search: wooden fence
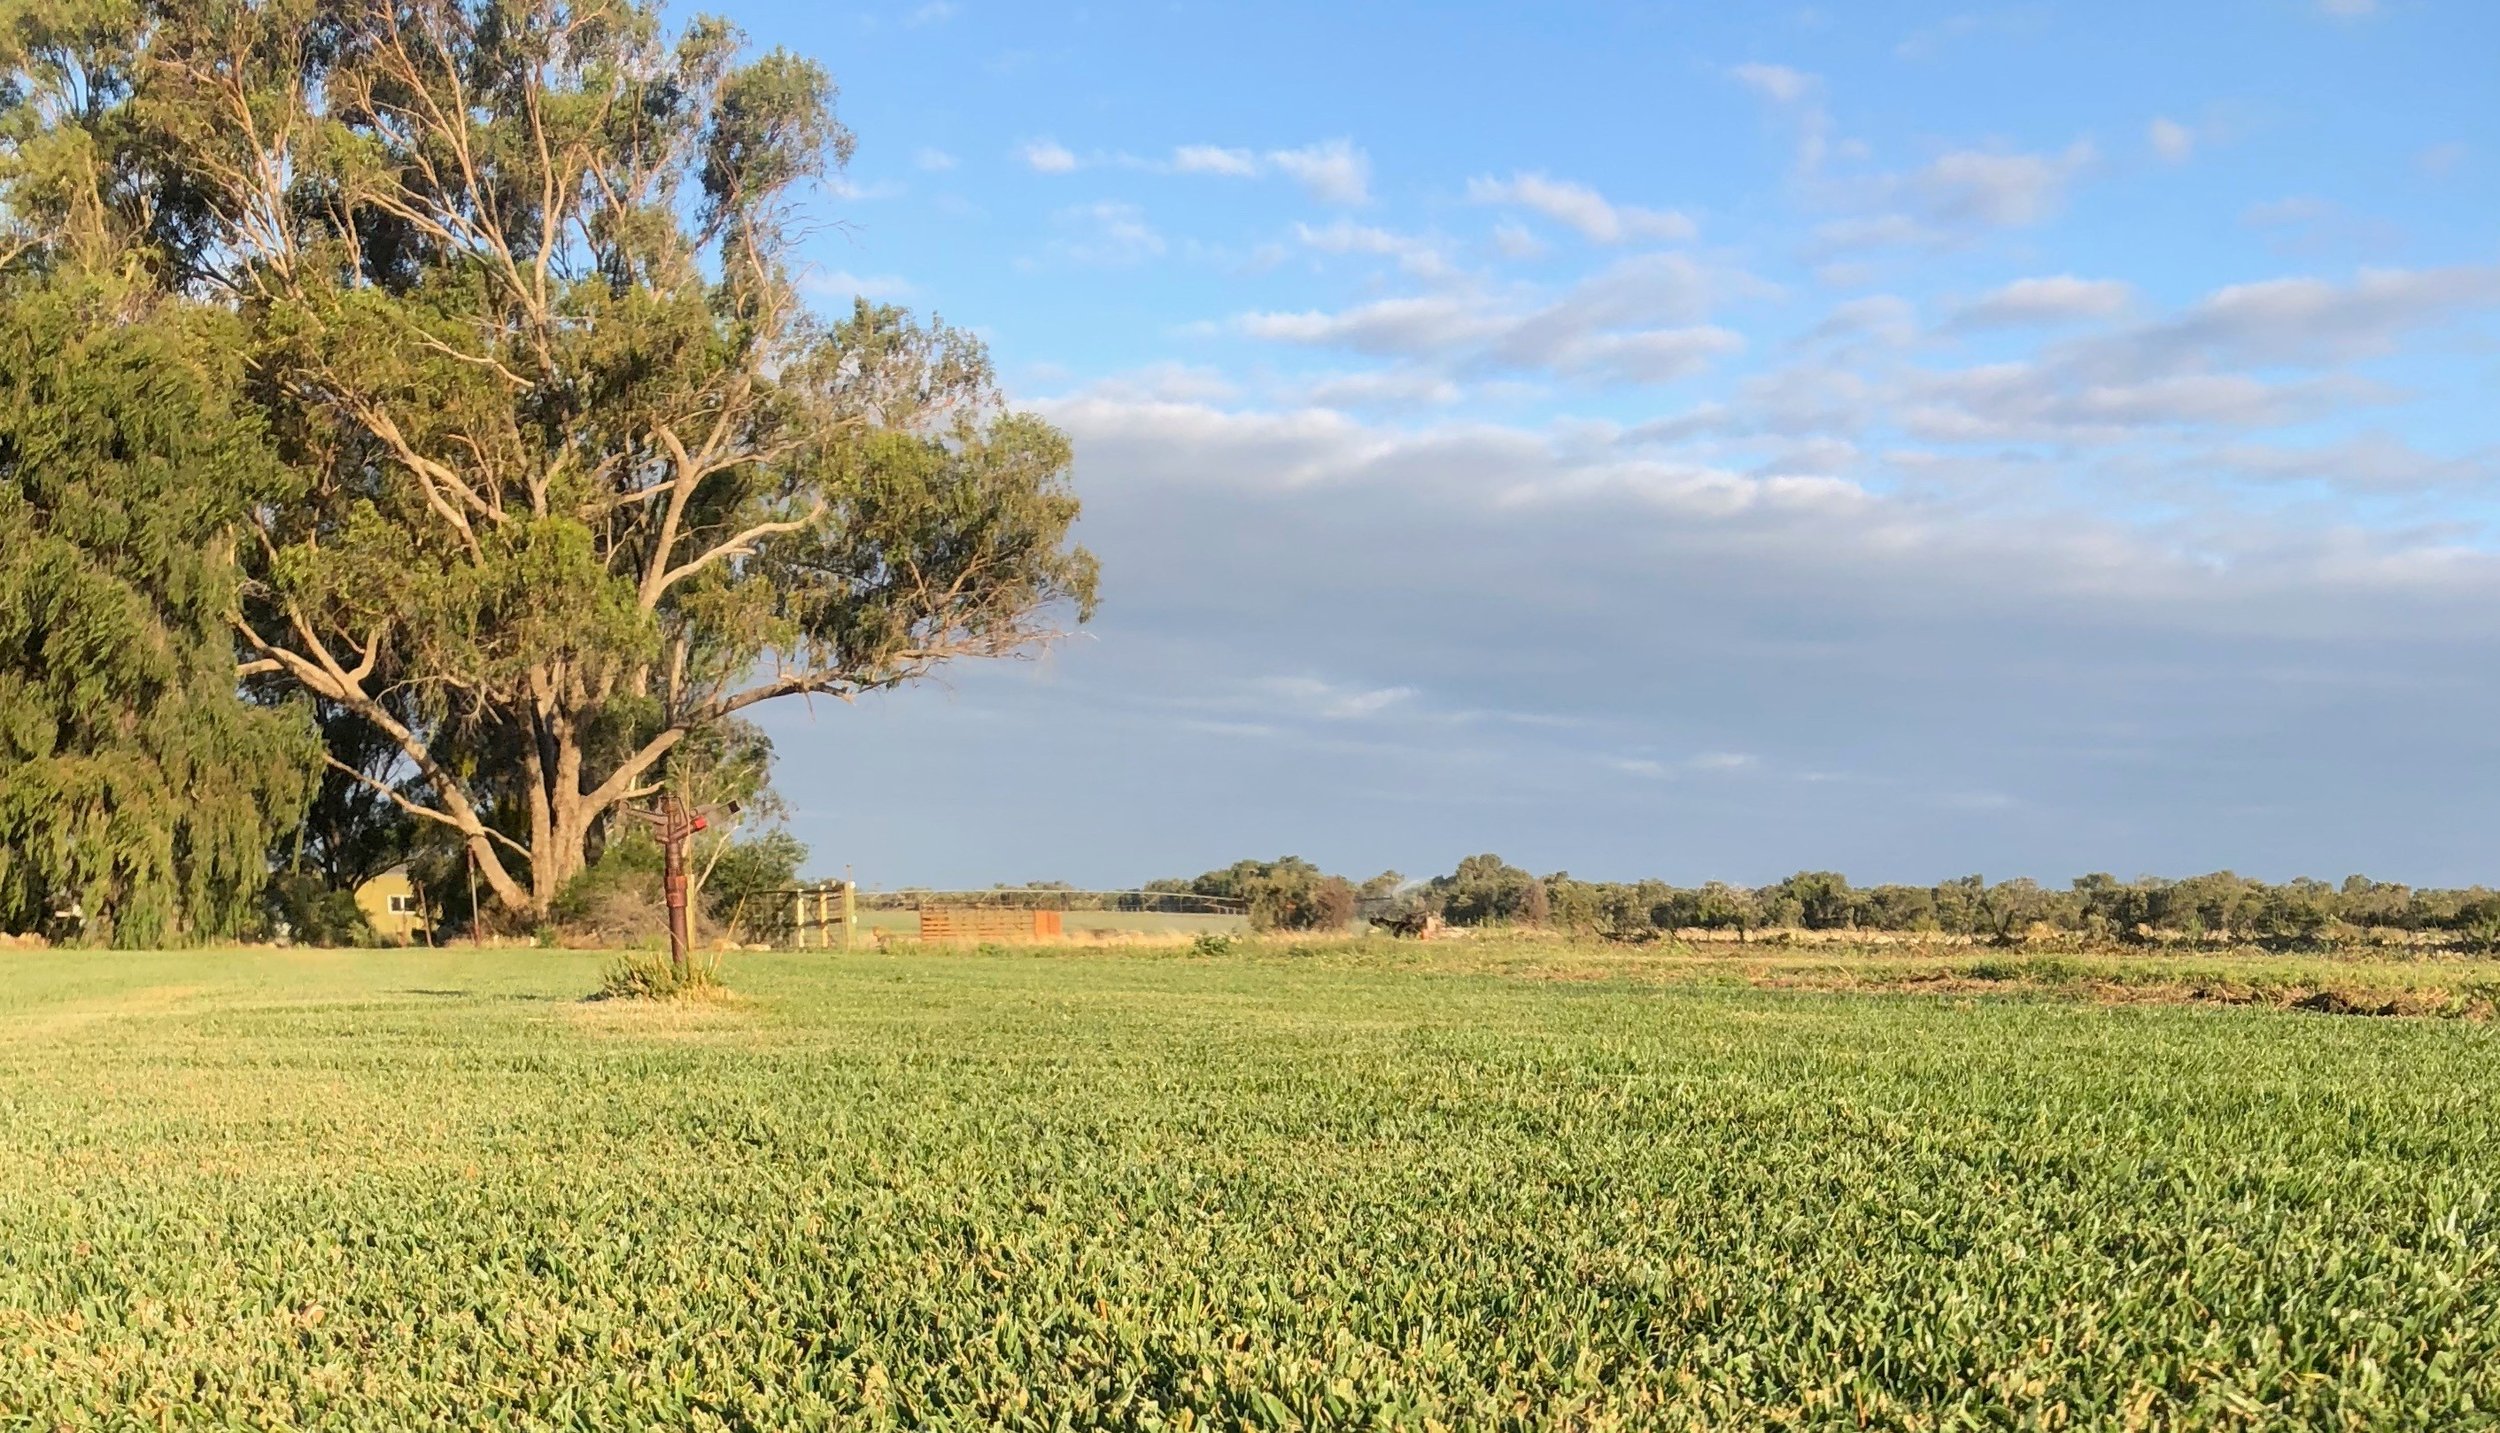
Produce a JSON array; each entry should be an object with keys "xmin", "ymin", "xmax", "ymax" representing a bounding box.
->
[
  {"xmin": 916, "ymin": 907, "xmax": 1063, "ymax": 943},
  {"xmin": 780, "ymin": 884, "xmax": 855, "ymax": 949},
  {"xmin": 760, "ymin": 886, "xmax": 1246, "ymax": 949}
]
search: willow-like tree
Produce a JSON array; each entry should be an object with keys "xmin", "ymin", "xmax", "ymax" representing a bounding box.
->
[
  {"xmin": 0, "ymin": 261, "xmax": 320, "ymax": 944},
  {"xmin": 64, "ymin": 0, "xmax": 1096, "ymax": 916}
]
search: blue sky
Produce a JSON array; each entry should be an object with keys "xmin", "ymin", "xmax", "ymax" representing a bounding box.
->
[{"xmin": 725, "ymin": 0, "xmax": 2499, "ymax": 889}]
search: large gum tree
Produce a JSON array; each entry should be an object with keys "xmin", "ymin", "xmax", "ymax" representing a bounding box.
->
[{"xmin": 48, "ymin": 0, "xmax": 1095, "ymax": 915}]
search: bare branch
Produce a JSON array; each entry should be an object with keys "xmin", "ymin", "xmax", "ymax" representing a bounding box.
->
[
  {"xmin": 321, "ymin": 754, "xmax": 532, "ymax": 861},
  {"xmin": 232, "ymin": 608, "xmax": 530, "ymax": 906},
  {"xmin": 647, "ymin": 503, "xmax": 824, "ymax": 607}
]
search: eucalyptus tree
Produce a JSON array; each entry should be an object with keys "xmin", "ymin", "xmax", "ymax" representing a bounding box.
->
[{"xmin": 94, "ymin": 0, "xmax": 1094, "ymax": 915}]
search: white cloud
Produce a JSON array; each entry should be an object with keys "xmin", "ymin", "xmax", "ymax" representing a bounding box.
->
[
  {"xmin": 1292, "ymin": 220, "xmax": 1401, "ymax": 254},
  {"xmin": 1810, "ymin": 213, "xmax": 1948, "ymax": 254},
  {"xmin": 906, "ymin": 0, "xmax": 956, "ymax": 23},
  {"xmin": 1172, "ymin": 144, "xmax": 1262, "ymax": 177},
  {"xmin": 2114, "ymin": 263, "xmax": 2500, "ymax": 369},
  {"xmin": 1802, "ymin": 142, "xmax": 2097, "ymax": 249},
  {"xmin": 1540, "ymin": 327, "xmax": 1746, "ymax": 384},
  {"xmin": 1051, "ymin": 201, "xmax": 1165, "ymax": 266},
  {"xmin": 1610, "ymin": 752, "xmax": 1758, "ymax": 779},
  {"xmin": 2316, "ymin": 0, "xmax": 2378, "ymax": 16},
  {"xmin": 825, "ymin": 176, "xmax": 903, "ymax": 202},
  {"xmin": 1740, "ymin": 365, "xmax": 1877, "ymax": 437},
  {"xmin": 1730, "ymin": 62, "xmax": 1817, "ymax": 104},
  {"xmin": 1895, "ymin": 265, "xmax": 2500, "ymax": 445},
  {"xmin": 1618, "ymin": 405, "xmax": 1737, "ymax": 447},
  {"xmin": 1292, "ymin": 220, "xmax": 1458, "ymax": 280},
  {"xmin": 1256, "ymin": 677, "xmax": 1418, "ymax": 720},
  {"xmin": 1018, "ymin": 139, "xmax": 1079, "ymax": 174},
  {"xmin": 1298, "ymin": 369, "xmax": 1464, "ymax": 409},
  {"xmin": 1751, "ymin": 438, "xmax": 1861, "ymax": 480},
  {"xmin": 1951, "ymin": 275, "xmax": 2134, "ymax": 328},
  {"xmin": 1511, "ymin": 251, "xmax": 1733, "ymax": 330},
  {"xmin": 913, "ymin": 147, "xmax": 958, "ymax": 172},
  {"xmin": 1241, "ymin": 295, "xmax": 1493, "ymax": 354},
  {"xmin": 1067, "ymin": 363, "xmax": 1240, "ymax": 405},
  {"xmin": 2218, "ymin": 433, "xmax": 2493, "ymax": 493},
  {"xmin": 1047, "ymin": 395, "xmax": 1873, "ymax": 525},
  {"xmin": 2147, "ymin": 117, "xmax": 2195, "ymax": 163},
  {"xmin": 1730, "ymin": 63, "xmax": 1832, "ymax": 173},
  {"xmin": 1464, "ymin": 172, "xmax": 1696, "ymax": 245},
  {"xmin": 1267, "ymin": 139, "xmax": 1372, "ymax": 204},
  {"xmin": 807, "ymin": 270, "xmax": 917, "ymax": 302},
  {"xmin": 1903, "ymin": 366, "xmax": 2376, "ymax": 442},
  {"xmin": 1043, "ymin": 391, "xmax": 2500, "ymax": 628},
  {"xmin": 2240, "ymin": 196, "xmax": 2405, "ymax": 258},
  {"xmin": 1161, "ymin": 140, "xmax": 1372, "ymax": 202},
  {"xmin": 1806, "ymin": 294, "xmax": 1919, "ymax": 347},
  {"xmin": 1240, "ymin": 253, "xmax": 1755, "ymax": 387},
  {"xmin": 1491, "ymin": 222, "xmax": 1548, "ymax": 260},
  {"xmin": 1911, "ymin": 141, "xmax": 2096, "ymax": 227}
]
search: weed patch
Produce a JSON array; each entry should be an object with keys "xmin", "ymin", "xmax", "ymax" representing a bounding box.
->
[{"xmin": 593, "ymin": 951, "xmax": 730, "ymax": 1003}]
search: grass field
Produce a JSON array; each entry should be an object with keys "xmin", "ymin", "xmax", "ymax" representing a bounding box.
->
[{"xmin": 5, "ymin": 943, "xmax": 2498, "ymax": 1428}]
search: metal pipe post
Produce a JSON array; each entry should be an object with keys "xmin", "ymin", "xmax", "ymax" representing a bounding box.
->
[{"xmin": 662, "ymin": 794, "xmax": 692, "ymax": 981}]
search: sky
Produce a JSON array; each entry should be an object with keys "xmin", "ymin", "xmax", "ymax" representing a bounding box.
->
[{"xmin": 725, "ymin": 0, "xmax": 2500, "ymax": 891}]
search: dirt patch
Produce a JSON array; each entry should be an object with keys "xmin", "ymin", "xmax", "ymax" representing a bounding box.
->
[
  {"xmin": 2289, "ymin": 989, "xmax": 2406, "ymax": 1017},
  {"xmin": 1747, "ymin": 968, "xmax": 2495, "ymax": 1020},
  {"xmin": 2163, "ymin": 982, "xmax": 2481, "ymax": 1018},
  {"xmin": 561, "ymin": 992, "xmax": 752, "ymax": 1039}
]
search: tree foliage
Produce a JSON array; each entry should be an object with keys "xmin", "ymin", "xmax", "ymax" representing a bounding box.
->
[
  {"xmin": 5, "ymin": 0, "xmax": 1096, "ymax": 919},
  {"xmin": 283, "ymin": 698, "xmax": 419, "ymax": 893},
  {"xmin": 0, "ymin": 264, "xmax": 318, "ymax": 943},
  {"xmin": 1425, "ymin": 853, "xmax": 1541, "ymax": 927},
  {"xmin": 1180, "ymin": 853, "xmax": 2500, "ymax": 951},
  {"xmin": 1158, "ymin": 857, "xmax": 1355, "ymax": 932}
]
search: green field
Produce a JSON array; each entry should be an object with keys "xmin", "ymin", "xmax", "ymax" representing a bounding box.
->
[{"xmin": 5, "ymin": 945, "xmax": 2498, "ymax": 1428}]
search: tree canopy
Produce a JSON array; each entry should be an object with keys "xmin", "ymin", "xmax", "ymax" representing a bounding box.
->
[
  {"xmin": 0, "ymin": 264, "xmax": 318, "ymax": 944},
  {"xmin": 1189, "ymin": 854, "xmax": 2500, "ymax": 951},
  {"xmin": 1153, "ymin": 857, "xmax": 1356, "ymax": 932},
  {"xmin": 2, "ymin": 0, "xmax": 1095, "ymax": 924}
]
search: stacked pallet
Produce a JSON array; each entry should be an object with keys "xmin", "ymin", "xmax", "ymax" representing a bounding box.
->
[{"xmin": 917, "ymin": 907, "xmax": 1063, "ymax": 942}]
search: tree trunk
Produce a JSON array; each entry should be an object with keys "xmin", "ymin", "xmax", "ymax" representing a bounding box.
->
[
  {"xmin": 465, "ymin": 831, "xmax": 531, "ymax": 915},
  {"xmin": 531, "ymin": 793, "xmax": 593, "ymax": 914}
]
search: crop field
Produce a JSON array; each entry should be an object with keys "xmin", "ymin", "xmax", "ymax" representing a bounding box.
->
[{"xmin": 4, "ymin": 943, "xmax": 2498, "ymax": 1428}]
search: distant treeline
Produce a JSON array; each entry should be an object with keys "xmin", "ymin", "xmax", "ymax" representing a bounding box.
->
[{"xmin": 1149, "ymin": 855, "xmax": 2500, "ymax": 948}]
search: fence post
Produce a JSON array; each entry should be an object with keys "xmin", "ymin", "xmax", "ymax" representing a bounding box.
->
[
  {"xmin": 790, "ymin": 890, "xmax": 807, "ymax": 950},
  {"xmin": 841, "ymin": 880, "xmax": 856, "ymax": 950}
]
